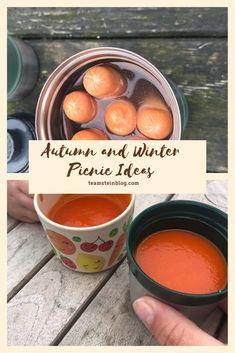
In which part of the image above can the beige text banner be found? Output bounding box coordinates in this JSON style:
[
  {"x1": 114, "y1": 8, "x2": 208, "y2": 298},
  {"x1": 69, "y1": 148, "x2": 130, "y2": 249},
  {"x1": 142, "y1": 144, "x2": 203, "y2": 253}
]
[{"x1": 29, "y1": 140, "x2": 206, "y2": 194}]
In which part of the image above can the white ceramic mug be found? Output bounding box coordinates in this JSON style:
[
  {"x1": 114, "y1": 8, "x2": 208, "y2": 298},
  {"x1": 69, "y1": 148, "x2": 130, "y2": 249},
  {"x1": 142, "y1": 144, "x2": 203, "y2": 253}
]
[{"x1": 34, "y1": 193, "x2": 135, "y2": 272}]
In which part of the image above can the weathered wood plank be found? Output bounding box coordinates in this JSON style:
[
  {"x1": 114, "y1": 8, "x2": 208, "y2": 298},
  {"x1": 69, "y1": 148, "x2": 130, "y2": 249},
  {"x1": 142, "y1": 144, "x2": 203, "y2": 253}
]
[
  {"x1": 7, "y1": 38, "x2": 227, "y2": 172},
  {"x1": 7, "y1": 250, "x2": 55, "y2": 302},
  {"x1": 7, "y1": 222, "x2": 52, "y2": 292},
  {"x1": 172, "y1": 180, "x2": 227, "y2": 212},
  {"x1": 134, "y1": 194, "x2": 173, "y2": 216},
  {"x1": 7, "y1": 194, "x2": 169, "y2": 345},
  {"x1": 50, "y1": 260, "x2": 122, "y2": 346},
  {"x1": 7, "y1": 257, "x2": 116, "y2": 346},
  {"x1": 59, "y1": 264, "x2": 224, "y2": 346},
  {"x1": 60, "y1": 259, "x2": 157, "y2": 346},
  {"x1": 7, "y1": 215, "x2": 20, "y2": 233},
  {"x1": 7, "y1": 7, "x2": 227, "y2": 38}
]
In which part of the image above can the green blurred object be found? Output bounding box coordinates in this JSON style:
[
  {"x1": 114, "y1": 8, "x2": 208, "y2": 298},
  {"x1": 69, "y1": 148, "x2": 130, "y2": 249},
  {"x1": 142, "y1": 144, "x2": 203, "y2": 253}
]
[
  {"x1": 127, "y1": 200, "x2": 227, "y2": 325},
  {"x1": 7, "y1": 36, "x2": 22, "y2": 97},
  {"x1": 167, "y1": 77, "x2": 189, "y2": 132},
  {"x1": 7, "y1": 36, "x2": 39, "y2": 101}
]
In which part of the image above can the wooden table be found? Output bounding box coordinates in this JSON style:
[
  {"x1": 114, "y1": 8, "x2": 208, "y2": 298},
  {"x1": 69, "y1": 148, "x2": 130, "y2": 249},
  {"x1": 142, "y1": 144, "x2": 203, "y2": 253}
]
[
  {"x1": 7, "y1": 7, "x2": 227, "y2": 172},
  {"x1": 7, "y1": 180, "x2": 227, "y2": 345}
]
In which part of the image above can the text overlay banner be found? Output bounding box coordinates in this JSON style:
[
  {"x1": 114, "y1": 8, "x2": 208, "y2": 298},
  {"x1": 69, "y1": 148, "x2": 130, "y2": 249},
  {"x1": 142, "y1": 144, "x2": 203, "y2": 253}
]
[{"x1": 29, "y1": 140, "x2": 206, "y2": 194}]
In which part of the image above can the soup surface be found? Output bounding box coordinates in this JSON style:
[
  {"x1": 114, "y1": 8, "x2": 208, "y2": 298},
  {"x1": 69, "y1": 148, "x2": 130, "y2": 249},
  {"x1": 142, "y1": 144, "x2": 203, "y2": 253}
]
[
  {"x1": 134, "y1": 229, "x2": 227, "y2": 294},
  {"x1": 48, "y1": 194, "x2": 131, "y2": 227}
]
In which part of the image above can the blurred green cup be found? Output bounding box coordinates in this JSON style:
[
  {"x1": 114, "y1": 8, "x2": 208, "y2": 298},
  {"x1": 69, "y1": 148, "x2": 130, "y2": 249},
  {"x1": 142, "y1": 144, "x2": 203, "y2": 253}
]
[{"x1": 7, "y1": 36, "x2": 39, "y2": 101}]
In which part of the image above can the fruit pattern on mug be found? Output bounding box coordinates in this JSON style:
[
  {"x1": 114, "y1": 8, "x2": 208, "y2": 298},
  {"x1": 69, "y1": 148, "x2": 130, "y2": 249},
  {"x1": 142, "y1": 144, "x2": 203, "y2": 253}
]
[
  {"x1": 109, "y1": 227, "x2": 118, "y2": 238},
  {"x1": 108, "y1": 232, "x2": 126, "y2": 266},
  {"x1": 123, "y1": 215, "x2": 133, "y2": 232},
  {"x1": 76, "y1": 253, "x2": 105, "y2": 272},
  {"x1": 47, "y1": 230, "x2": 76, "y2": 255},
  {"x1": 80, "y1": 236, "x2": 113, "y2": 253},
  {"x1": 50, "y1": 243, "x2": 59, "y2": 256},
  {"x1": 46, "y1": 218, "x2": 132, "y2": 270},
  {"x1": 60, "y1": 255, "x2": 77, "y2": 270}
]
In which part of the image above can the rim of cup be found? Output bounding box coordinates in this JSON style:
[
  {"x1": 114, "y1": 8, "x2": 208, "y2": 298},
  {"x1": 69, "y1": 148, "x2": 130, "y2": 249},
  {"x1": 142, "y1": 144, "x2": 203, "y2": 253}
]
[
  {"x1": 127, "y1": 200, "x2": 227, "y2": 300},
  {"x1": 34, "y1": 193, "x2": 135, "y2": 232}
]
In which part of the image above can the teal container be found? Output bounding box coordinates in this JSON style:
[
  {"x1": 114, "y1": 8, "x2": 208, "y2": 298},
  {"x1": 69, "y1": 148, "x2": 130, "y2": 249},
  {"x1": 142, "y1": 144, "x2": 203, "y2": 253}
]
[
  {"x1": 127, "y1": 201, "x2": 227, "y2": 325},
  {"x1": 167, "y1": 78, "x2": 188, "y2": 132},
  {"x1": 7, "y1": 36, "x2": 39, "y2": 101}
]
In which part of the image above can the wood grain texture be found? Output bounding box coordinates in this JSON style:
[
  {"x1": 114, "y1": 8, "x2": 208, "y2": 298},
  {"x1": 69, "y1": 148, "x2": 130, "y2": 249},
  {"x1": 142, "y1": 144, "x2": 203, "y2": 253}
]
[
  {"x1": 172, "y1": 180, "x2": 227, "y2": 212},
  {"x1": 134, "y1": 194, "x2": 172, "y2": 216},
  {"x1": 7, "y1": 7, "x2": 227, "y2": 38},
  {"x1": 59, "y1": 259, "x2": 157, "y2": 346},
  {"x1": 7, "y1": 215, "x2": 20, "y2": 233},
  {"x1": 7, "y1": 38, "x2": 227, "y2": 172},
  {"x1": 7, "y1": 255, "x2": 118, "y2": 346},
  {"x1": 8, "y1": 250, "x2": 55, "y2": 303},
  {"x1": 7, "y1": 194, "x2": 169, "y2": 346},
  {"x1": 7, "y1": 222, "x2": 52, "y2": 292},
  {"x1": 59, "y1": 266, "x2": 224, "y2": 346}
]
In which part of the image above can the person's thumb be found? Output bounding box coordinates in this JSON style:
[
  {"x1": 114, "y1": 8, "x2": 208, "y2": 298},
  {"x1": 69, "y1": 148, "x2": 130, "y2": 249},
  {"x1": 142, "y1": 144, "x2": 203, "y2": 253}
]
[{"x1": 133, "y1": 296, "x2": 224, "y2": 346}]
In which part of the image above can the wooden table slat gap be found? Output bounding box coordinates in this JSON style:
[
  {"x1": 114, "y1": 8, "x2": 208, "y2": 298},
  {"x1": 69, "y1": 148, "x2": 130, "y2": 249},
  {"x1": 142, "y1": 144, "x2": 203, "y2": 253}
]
[
  {"x1": 59, "y1": 259, "x2": 156, "y2": 346},
  {"x1": 49, "y1": 257, "x2": 125, "y2": 346},
  {"x1": 7, "y1": 220, "x2": 21, "y2": 234},
  {"x1": 7, "y1": 250, "x2": 55, "y2": 302},
  {"x1": 7, "y1": 7, "x2": 227, "y2": 39},
  {"x1": 164, "y1": 194, "x2": 175, "y2": 202},
  {"x1": 11, "y1": 33, "x2": 227, "y2": 41}
]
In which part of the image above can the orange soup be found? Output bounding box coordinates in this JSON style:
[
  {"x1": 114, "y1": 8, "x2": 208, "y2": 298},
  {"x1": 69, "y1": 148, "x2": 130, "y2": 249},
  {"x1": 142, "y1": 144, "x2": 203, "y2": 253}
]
[
  {"x1": 48, "y1": 194, "x2": 131, "y2": 227},
  {"x1": 134, "y1": 229, "x2": 227, "y2": 294}
]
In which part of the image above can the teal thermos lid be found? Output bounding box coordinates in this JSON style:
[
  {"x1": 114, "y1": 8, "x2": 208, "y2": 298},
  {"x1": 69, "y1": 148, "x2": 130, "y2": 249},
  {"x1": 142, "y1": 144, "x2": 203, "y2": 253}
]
[{"x1": 7, "y1": 36, "x2": 39, "y2": 101}]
